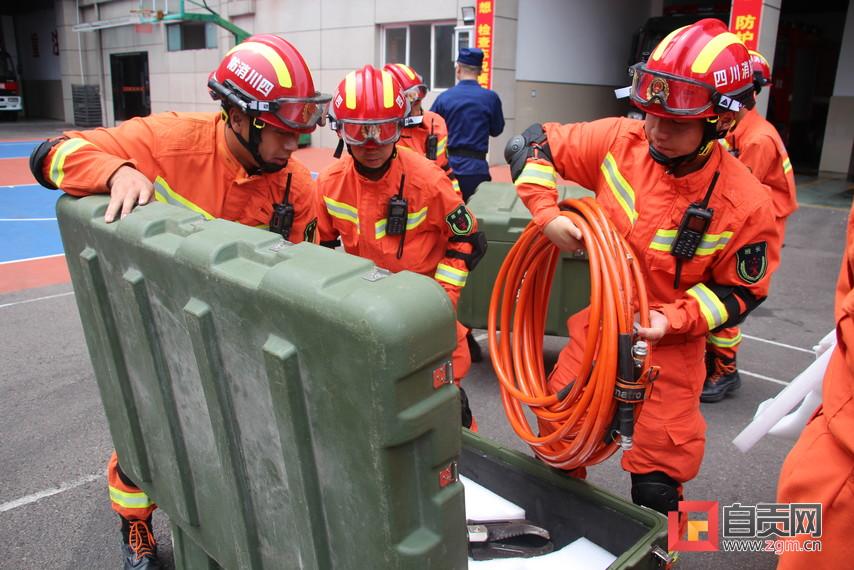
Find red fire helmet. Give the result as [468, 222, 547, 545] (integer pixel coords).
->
[630, 18, 755, 119]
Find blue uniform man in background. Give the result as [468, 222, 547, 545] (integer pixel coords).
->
[431, 47, 505, 203]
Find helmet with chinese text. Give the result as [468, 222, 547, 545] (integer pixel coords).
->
[629, 18, 755, 120]
[208, 34, 330, 134]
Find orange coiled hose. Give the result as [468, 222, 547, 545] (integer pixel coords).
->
[488, 197, 652, 471]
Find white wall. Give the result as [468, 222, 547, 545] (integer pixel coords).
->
[515, 0, 650, 86]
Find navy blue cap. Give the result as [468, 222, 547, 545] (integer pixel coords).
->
[457, 47, 484, 67]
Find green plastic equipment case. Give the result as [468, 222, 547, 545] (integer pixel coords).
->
[458, 182, 594, 336]
[57, 195, 669, 569]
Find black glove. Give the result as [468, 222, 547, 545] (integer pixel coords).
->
[504, 123, 554, 183]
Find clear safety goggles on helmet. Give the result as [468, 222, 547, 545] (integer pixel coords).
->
[403, 84, 428, 103]
[248, 94, 332, 130]
[629, 63, 718, 116]
[628, 63, 754, 115]
[333, 118, 403, 146]
[209, 78, 332, 130]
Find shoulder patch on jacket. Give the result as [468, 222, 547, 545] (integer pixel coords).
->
[446, 205, 474, 236]
[736, 241, 768, 284]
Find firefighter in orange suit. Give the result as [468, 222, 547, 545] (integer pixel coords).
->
[702, 49, 799, 402]
[776, 202, 854, 569]
[506, 19, 780, 514]
[384, 62, 486, 363]
[317, 65, 484, 428]
[383, 63, 452, 175]
[28, 35, 330, 570]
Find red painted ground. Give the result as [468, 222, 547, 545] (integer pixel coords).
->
[0, 158, 37, 185]
[0, 256, 70, 294]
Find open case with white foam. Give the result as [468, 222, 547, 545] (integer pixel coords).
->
[460, 431, 670, 569]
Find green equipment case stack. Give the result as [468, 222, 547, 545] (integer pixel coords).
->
[458, 182, 594, 336]
[57, 195, 669, 569]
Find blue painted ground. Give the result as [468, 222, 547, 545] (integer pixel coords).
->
[0, 137, 64, 263]
[0, 184, 63, 263]
[0, 140, 39, 159]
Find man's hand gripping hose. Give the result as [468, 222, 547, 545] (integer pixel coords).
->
[488, 197, 657, 470]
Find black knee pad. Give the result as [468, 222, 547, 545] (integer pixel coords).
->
[29, 137, 65, 189]
[631, 471, 681, 515]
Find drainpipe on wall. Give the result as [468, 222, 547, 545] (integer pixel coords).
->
[76, 0, 84, 83]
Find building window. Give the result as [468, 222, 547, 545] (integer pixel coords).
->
[383, 22, 456, 90]
[167, 22, 217, 51]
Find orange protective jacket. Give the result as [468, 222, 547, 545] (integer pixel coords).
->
[723, 108, 798, 221]
[37, 112, 317, 242]
[315, 148, 476, 309]
[516, 118, 780, 340]
[776, 204, 854, 569]
[398, 110, 450, 172]
[824, 205, 854, 456]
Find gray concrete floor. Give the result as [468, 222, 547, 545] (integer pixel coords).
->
[0, 120, 851, 569]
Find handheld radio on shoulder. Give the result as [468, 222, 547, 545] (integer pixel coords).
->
[670, 171, 719, 288]
[270, 172, 295, 240]
[425, 120, 438, 161]
[386, 174, 408, 259]
[426, 135, 438, 161]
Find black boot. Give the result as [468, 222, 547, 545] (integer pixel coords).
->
[460, 386, 474, 428]
[700, 352, 741, 403]
[121, 516, 160, 570]
[466, 330, 483, 363]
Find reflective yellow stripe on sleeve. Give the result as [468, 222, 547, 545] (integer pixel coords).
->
[436, 136, 447, 157]
[152, 176, 215, 219]
[686, 283, 729, 330]
[48, 138, 94, 187]
[323, 195, 359, 226]
[515, 161, 557, 189]
[783, 157, 792, 174]
[451, 178, 461, 194]
[709, 330, 743, 348]
[600, 152, 638, 225]
[109, 486, 154, 509]
[649, 229, 732, 255]
[375, 207, 428, 239]
[434, 263, 468, 287]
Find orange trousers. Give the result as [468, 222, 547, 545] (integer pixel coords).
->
[707, 325, 742, 360]
[453, 320, 471, 381]
[549, 309, 707, 483]
[776, 411, 854, 568]
[107, 451, 156, 520]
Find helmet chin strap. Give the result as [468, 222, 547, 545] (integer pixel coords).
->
[349, 145, 397, 178]
[228, 114, 286, 175]
[648, 118, 722, 172]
